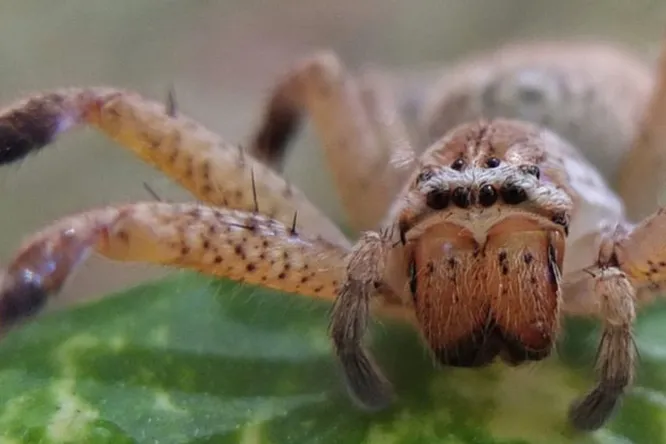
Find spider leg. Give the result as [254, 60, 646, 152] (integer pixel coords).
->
[560, 210, 666, 431]
[0, 202, 358, 335]
[564, 265, 637, 431]
[0, 88, 348, 247]
[329, 231, 396, 411]
[247, 51, 413, 232]
[617, 36, 666, 221]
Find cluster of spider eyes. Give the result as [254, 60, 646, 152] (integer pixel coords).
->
[420, 157, 541, 211]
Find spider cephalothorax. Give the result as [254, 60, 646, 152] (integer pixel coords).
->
[394, 121, 572, 367]
[1, 39, 666, 434]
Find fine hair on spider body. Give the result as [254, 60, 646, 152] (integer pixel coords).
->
[2, 37, 666, 433]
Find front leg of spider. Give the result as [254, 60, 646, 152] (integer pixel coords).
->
[329, 231, 395, 411]
[568, 228, 638, 431]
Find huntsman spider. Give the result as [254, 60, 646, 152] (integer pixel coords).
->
[2, 39, 666, 431]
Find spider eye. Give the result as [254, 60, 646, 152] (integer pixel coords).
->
[485, 157, 500, 168]
[500, 183, 528, 204]
[426, 188, 450, 210]
[451, 187, 472, 208]
[520, 164, 540, 179]
[479, 184, 498, 207]
[416, 169, 435, 184]
[451, 158, 465, 171]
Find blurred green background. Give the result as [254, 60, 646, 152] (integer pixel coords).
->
[1, 0, 665, 308]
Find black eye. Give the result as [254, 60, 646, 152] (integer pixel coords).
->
[426, 188, 449, 210]
[479, 184, 498, 207]
[519, 164, 540, 179]
[416, 169, 435, 184]
[500, 183, 528, 205]
[451, 158, 465, 171]
[451, 187, 471, 208]
[485, 157, 500, 168]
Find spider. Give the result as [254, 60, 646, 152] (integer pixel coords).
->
[1, 38, 665, 433]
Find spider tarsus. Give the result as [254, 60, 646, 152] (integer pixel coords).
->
[165, 85, 178, 117]
[0, 95, 65, 165]
[330, 235, 394, 411]
[0, 269, 49, 331]
[336, 344, 395, 411]
[568, 384, 623, 431]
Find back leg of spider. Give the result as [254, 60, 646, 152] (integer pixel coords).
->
[247, 51, 414, 231]
[617, 35, 666, 221]
[0, 88, 348, 246]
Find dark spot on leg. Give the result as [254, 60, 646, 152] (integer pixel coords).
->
[249, 92, 302, 171]
[0, 275, 49, 328]
[117, 230, 130, 243]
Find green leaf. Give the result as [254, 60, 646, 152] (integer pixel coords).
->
[1, 272, 666, 443]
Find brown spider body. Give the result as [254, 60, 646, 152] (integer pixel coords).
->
[2, 39, 666, 433]
[383, 121, 571, 369]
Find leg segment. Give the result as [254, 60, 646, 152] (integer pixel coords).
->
[0, 88, 348, 247]
[617, 37, 666, 221]
[0, 202, 348, 334]
[247, 52, 413, 231]
[329, 231, 396, 411]
[561, 216, 666, 430]
[566, 266, 637, 431]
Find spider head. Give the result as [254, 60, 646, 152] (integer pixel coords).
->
[386, 120, 573, 367]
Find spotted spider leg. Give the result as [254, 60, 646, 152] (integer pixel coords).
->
[0, 87, 348, 246]
[0, 88, 375, 332]
[560, 205, 666, 430]
[248, 51, 413, 232]
[0, 202, 352, 333]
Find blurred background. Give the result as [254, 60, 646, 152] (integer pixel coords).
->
[1, 0, 665, 308]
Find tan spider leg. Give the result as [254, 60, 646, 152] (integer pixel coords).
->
[0, 202, 352, 333]
[617, 36, 666, 221]
[562, 208, 666, 430]
[329, 231, 397, 411]
[248, 52, 413, 232]
[0, 88, 348, 246]
[565, 265, 637, 431]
